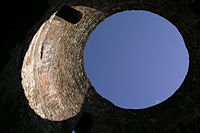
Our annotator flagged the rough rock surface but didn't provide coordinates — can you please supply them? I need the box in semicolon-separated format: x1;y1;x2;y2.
0;0;200;133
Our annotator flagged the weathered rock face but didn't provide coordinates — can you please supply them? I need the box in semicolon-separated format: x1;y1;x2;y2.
0;0;200;133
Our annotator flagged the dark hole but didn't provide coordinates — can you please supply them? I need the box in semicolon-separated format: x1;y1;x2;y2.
56;5;82;24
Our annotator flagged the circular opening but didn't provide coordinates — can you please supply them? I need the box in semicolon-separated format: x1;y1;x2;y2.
84;11;189;109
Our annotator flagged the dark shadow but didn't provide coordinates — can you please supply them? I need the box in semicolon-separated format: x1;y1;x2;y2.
0;0;48;72
56;5;82;24
75;113;93;133
190;0;200;16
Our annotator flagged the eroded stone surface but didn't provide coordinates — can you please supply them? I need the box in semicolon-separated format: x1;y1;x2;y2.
21;6;105;121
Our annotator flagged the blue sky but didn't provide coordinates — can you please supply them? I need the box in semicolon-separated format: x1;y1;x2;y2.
84;11;189;109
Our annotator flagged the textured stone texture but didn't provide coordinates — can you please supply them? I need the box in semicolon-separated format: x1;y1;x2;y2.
0;0;200;133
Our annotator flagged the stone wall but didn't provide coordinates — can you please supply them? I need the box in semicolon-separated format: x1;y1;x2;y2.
0;0;200;133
